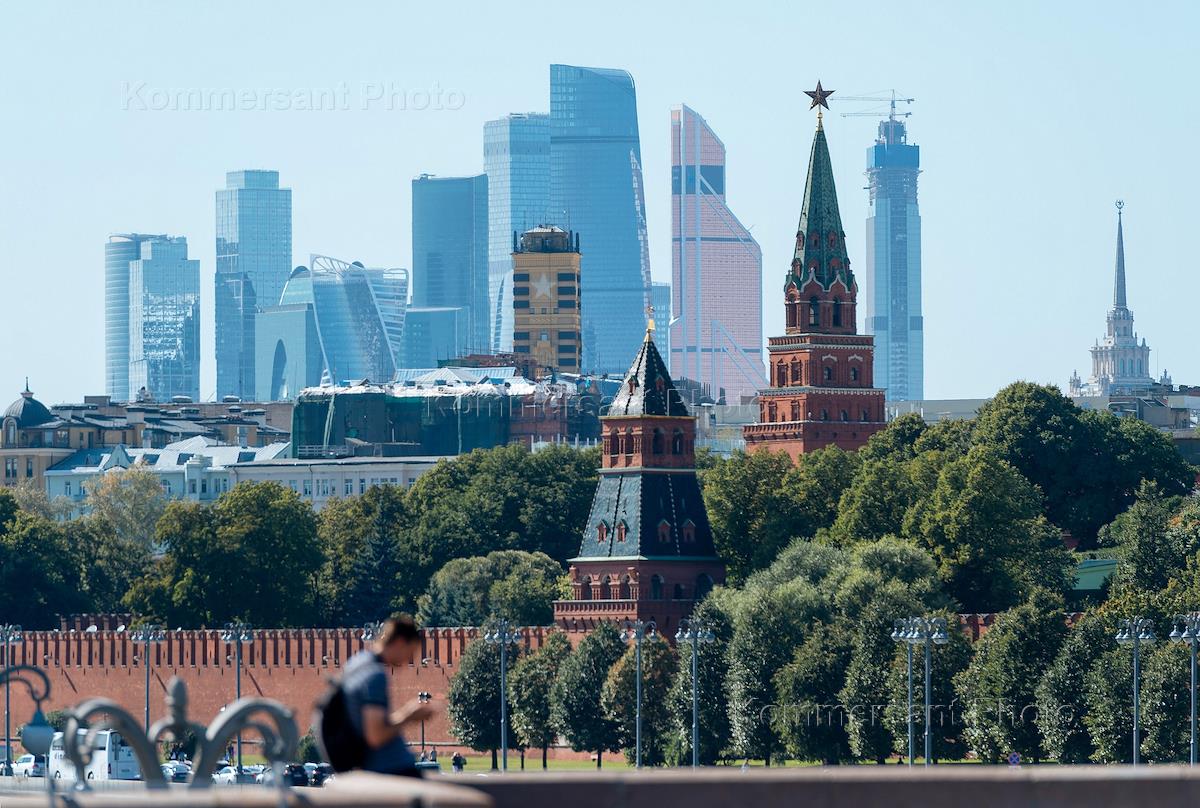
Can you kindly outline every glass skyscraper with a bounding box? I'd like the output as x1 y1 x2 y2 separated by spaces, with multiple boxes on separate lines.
864 117 922 401
106 233 164 400
411 174 489 356
652 281 671 364
550 64 650 375
215 169 292 401
670 105 763 403
126 236 201 402
256 256 408 398
484 113 550 353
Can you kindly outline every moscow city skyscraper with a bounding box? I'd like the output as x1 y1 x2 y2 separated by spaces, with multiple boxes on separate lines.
550 64 650 376
863 113 923 402
105 234 200 403
670 105 764 403
215 169 292 402
411 173 490 356
484 113 550 353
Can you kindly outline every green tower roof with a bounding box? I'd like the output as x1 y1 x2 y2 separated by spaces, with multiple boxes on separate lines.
786 124 854 292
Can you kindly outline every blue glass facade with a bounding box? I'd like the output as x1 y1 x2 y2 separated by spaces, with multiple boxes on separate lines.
484 113 550 353
550 64 650 375
411 174 489 356
652 281 671 363
400 307 467 368
127 237 201 402
864 119 923 401
106 233 163 400
255 257 407 398
215 169 292 400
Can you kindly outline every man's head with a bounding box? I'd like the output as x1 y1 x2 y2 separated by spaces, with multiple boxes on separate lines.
374 614 421 666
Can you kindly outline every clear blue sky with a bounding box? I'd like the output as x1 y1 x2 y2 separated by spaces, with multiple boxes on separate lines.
2 0 1196 405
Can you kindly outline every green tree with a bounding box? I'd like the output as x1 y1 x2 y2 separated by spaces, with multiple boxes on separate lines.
666 599 732 766
1035 613 1112 763
827 457 914 545
0 512 89 628
0 488 18 529
508 632 572 768
1139 641 1190 762
447 630 518 770
317 485 408 622
701 450 798 582
857 412 927 463
1102 482 1189 594
602 635 677 766
550 622 624 767
908 447 1072 611
417 550 564 627
1083 645 1135 763
76 518 154 614
9 480 72 521
127 482 321 627
954 590 1068 763
84 465 167 549
772 621 853 764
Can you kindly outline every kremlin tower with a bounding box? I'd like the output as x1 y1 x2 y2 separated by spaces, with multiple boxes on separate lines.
553 318 725 635
744 83 887 460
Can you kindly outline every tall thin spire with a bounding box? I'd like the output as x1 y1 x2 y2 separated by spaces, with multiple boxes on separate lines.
1114 200 1127 308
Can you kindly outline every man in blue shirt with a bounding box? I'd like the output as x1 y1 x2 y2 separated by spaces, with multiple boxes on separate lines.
343 615 434 776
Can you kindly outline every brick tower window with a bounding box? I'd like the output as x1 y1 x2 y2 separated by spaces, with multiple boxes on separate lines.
652 428 665 454
861 409 870 422
840 410 849 422
809 297 820 327
832 298 842 327
851 367 859 383
608 429 619 463
791 359 802 385
615 521 627 542
597 522 608 542
682 519 696 543
651 575 664 600
658 519 671 543
823 366 833 381
672 428 685 454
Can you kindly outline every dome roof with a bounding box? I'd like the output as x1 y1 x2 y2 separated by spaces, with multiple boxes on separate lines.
4 382 53 428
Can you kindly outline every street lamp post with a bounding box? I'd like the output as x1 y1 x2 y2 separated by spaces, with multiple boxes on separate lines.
1117 617 1155 766
483 620 522 772
620 619 656 769
1171 613 1200 765
417 691 431 753
1 625 22 776
129 625 165 732
891 616 949 767
221 622 254 777
674 619 715 768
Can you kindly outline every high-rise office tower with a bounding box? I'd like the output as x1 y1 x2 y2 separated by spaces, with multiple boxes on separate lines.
215 169 292 401
651 281 671 366
745 95 886 460
106 233 163 400
484 113 550 352
108 234 200 402
127 237 201 402
863 114 922 401
256 256 408 398
1069 202 1157 397
550 64 650 375
512 226 581 374
411 173 489 355
670 105 764 403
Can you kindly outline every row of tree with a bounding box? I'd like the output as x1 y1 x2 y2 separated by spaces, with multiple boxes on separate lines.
0 443 596 629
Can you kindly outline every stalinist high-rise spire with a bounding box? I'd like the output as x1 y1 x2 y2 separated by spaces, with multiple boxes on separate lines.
1069 201 1157 397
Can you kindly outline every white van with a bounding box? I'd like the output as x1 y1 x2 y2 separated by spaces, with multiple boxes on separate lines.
48 730 141 782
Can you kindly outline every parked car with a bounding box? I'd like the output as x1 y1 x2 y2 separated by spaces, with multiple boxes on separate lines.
415 760 442 774
160 761 190 783
283 763 309 787
13 754 46 778
254 768 274 786
211 766 239 785
309 763 334 787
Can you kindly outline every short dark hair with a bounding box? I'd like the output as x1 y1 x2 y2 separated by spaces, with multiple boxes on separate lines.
378 614 420 647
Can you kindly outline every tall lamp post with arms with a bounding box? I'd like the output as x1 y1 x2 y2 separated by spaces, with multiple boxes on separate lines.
1116 617 1155 766
620 619 656 769
674 619 715 768
1170 613 1200 765
129 625 165 731
891 616 949 766
484 620 522 772
221 622 255 777
1 625 21 776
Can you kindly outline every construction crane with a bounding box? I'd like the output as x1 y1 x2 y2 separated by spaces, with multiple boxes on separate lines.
833 90 914 121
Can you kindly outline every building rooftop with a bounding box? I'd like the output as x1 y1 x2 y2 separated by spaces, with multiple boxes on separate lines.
46 437 290 475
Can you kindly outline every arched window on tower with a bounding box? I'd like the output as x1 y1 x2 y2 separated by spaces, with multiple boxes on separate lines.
673 583 686 600
850 367 859 383
840 410 849 422
624 427 633 459
651 575 664 600
580 576 593 600
652 428 665 455
790 359 801 385
599 575 612 599
695 574 714 601
597 521 608 543
681 519 696 543
832 297 842 327
608 429 619 464
809 297 820 327
619 575 632 600
658 519 671 544
775 360 786 386
823 366 833 382
672 428 685 454
615 521 627 543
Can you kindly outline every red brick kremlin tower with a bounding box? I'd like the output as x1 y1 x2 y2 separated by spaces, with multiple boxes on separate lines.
553 318 725 636
744 82 886 460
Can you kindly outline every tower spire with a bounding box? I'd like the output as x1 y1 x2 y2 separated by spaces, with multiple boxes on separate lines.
1114 200 1127 308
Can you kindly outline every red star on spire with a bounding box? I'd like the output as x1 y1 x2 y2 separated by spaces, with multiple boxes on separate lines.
805 81 835 110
